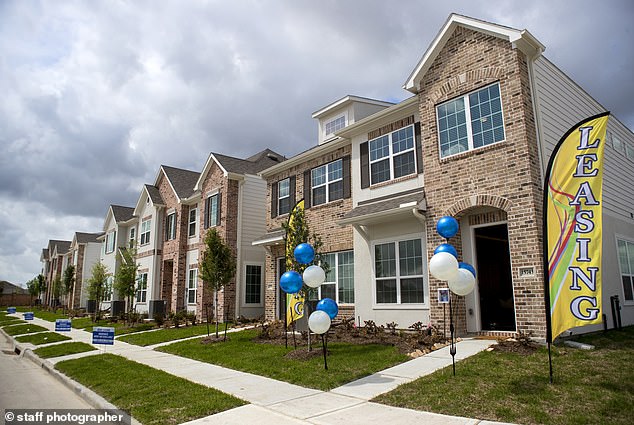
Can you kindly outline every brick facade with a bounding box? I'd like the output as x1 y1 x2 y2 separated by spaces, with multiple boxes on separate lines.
71 244 85 309
264 145 354 321
417 27 546 337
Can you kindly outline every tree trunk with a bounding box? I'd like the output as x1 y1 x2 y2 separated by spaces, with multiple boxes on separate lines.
214 289 219 338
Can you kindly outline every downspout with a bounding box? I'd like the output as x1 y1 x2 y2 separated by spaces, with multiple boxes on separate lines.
235 179 245 321
527 55 546 182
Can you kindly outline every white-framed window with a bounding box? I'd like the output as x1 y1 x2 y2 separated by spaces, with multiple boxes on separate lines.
187 268 197 304
103 276 114 301
205 194 220 228
324 115 346 136
136 273 148 303
617 237 634 302
105 230 116 254
374 237 424 304
140 219 151 246
369 125 417 185
317 251 354 304
311 159 343 206
165 212 176 241
188 207 197 237
278 178 291 215
244 264 263 305
437 82 505 158
129 227 136 247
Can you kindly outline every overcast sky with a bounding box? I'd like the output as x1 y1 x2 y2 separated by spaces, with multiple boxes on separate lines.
1 0 632 286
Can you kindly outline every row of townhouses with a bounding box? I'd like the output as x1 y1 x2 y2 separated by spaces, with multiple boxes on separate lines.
39 15 634 339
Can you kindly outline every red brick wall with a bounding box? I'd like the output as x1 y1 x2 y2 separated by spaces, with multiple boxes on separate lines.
264 145 354 320
417 27 545 337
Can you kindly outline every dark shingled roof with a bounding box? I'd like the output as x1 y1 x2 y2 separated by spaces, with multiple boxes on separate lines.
214 149 286 175
49 240 72 256
145 184 165 205
341 190 426 223
161 165 200 199
111 205 135 222
41 248 49 260
75 232 104 244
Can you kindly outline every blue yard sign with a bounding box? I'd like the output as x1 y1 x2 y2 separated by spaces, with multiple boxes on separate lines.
23 312 34 320
55 319 72 332
7 307 16 314
92 327 115 345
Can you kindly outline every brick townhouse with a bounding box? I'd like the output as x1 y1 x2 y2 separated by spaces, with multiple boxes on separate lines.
68 232 102 310
257 14 634 339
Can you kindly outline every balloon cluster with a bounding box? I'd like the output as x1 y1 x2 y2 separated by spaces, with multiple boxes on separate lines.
279 243 338 334
428 216 476 296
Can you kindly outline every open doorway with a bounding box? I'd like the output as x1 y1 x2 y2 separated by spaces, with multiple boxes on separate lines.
474 223 516 331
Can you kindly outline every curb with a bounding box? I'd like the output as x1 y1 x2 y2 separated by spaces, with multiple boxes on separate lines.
1 327 141 425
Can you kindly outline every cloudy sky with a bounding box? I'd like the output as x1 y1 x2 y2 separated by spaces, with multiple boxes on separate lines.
1 0 632 286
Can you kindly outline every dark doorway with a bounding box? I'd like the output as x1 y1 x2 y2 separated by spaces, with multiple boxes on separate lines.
162 261 174 312
474 224 516 331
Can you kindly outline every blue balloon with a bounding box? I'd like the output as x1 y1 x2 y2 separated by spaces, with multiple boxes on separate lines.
436 216 459 239
434 243 458 258
280 271 303 294
294 243 315 265
316 297 339 320
459 262 476 278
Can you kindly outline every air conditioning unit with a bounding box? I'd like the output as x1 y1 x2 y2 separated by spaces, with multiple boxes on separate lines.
111 300 125 317
148 300 166 319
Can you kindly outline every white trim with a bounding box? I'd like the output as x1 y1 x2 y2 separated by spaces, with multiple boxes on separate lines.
371 233 427 308
311 158 344 206
615 234 634 306
242 262 264 307
369 124 417 185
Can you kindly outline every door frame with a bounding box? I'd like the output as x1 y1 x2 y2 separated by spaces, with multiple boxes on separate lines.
464 220 517 333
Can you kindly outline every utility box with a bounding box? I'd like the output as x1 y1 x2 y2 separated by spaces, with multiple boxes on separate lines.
149 300 166 319
86 300 96 313
111 300 125 317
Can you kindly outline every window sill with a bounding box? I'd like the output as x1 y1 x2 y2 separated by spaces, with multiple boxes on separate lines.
309 198 345 210
372 303 429 310
439 139 506 163
369 173 419 190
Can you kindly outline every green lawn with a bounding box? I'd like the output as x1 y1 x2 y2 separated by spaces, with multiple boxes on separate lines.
71 317 155 335
15 332 72 345
374 327 634 425
3 323 48 335
56 354 246 425
0 317 24 326
158 329 408 390
118 323 229 346
15 307 69 322
34 342 97 358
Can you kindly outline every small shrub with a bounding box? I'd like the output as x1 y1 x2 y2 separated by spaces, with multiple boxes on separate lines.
153 314 165 327
386 322 398 335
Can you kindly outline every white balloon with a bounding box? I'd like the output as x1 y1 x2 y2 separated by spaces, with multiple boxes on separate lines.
429 252 459 281
308 310 331 334
448 268 476 296
303 265 326 288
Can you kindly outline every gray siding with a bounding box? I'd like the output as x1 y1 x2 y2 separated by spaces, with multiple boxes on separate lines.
532 56 634 220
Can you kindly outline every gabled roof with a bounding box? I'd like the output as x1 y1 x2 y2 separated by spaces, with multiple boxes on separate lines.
311 95 394 119
111 205 135 222
194 149 286 190
40 248 49 262
158 165 200 200
48 240 72 257
74 232 104 244
404 13 544 93
145 184 165 205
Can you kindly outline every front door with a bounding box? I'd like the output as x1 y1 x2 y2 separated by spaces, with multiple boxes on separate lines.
277 257 286 320
474 224 516 331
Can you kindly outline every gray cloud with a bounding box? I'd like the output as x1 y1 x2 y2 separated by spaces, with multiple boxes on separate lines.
0 0 632 285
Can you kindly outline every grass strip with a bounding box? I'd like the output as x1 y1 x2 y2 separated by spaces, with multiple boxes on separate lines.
71 317 155 335
374 327 634 425
14 307 69 322
3 323 48 335
158 328 408 390
119 323 229 346
0 317 24 326
56 354 246 425
15 332 71 345
34 341 97 358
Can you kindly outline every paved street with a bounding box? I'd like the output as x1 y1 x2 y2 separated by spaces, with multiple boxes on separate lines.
0 335 92 410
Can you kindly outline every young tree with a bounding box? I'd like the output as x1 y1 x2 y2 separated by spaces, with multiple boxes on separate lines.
87 262 110 321
51 276 63 308
35 274 46 304
62 265 75 309
26 277 38 305
114 244 139 322
199 228 236 338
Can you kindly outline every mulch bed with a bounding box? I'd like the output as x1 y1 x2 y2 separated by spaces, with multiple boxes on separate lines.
492 338 540 355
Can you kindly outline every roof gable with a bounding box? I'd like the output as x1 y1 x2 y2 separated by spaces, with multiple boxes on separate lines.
404 13 544 93
133 185 165 216
156 165 200 200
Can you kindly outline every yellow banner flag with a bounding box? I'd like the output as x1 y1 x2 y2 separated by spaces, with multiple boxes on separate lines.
285 200 305 326
545 112 609 341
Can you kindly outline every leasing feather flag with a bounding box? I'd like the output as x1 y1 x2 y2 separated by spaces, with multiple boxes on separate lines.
285 199 305 326
544 112 609 342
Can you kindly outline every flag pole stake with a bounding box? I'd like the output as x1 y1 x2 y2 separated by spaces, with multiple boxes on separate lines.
547 342 553 384
321 334 328 370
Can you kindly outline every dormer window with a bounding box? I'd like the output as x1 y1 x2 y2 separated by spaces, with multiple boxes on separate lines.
324 115 346 137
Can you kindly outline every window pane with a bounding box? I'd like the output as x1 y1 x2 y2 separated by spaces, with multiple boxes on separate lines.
375 243 396 278
623 276 634 301
399 239 423 276
321 283 336 300
401 278 424 303
370 136 389 161
370 159 390 185
312 165 326 187
245 265 262 304
322 253 336 283
328 181 343 201
312 186 327 206
619 240 629 273
437 97 467 158
392 126 414 154
338 251 354 304
279 179 289 198
393 151 415 178
470 84 504 147
328 160 342 181
376 279 397 303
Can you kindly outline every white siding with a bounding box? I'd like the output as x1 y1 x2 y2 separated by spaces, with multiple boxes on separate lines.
532 56 634 220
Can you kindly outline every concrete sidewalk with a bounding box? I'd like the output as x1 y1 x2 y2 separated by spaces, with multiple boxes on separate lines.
4 314 507 424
